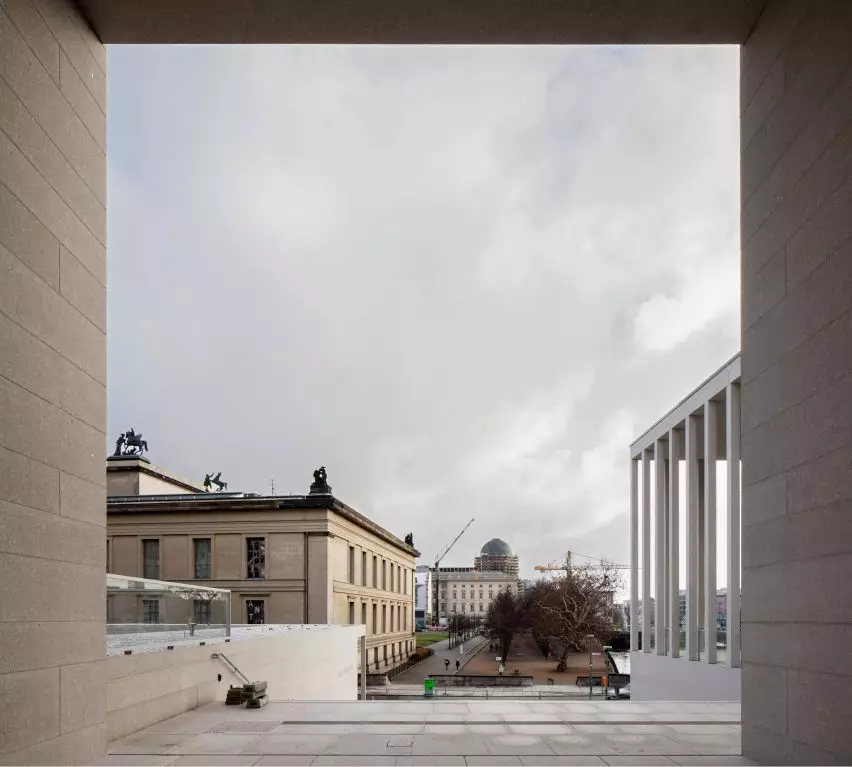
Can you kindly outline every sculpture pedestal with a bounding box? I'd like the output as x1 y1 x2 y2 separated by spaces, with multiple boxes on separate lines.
309 481 332 495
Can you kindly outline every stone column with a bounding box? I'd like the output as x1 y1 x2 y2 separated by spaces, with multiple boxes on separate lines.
726 382 741 668
654 439 666 655
685 414 699 661
641 449 651 652
704 400 718 664
0 1 106 763
629 457 639 651
669 427 681 658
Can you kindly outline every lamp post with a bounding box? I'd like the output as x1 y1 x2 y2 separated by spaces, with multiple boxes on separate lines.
587 634 595 700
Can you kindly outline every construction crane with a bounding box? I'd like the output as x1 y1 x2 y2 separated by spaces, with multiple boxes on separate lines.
534 550 630 573
431 517 474 625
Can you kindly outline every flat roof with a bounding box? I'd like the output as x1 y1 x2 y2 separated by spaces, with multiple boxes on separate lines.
107 491 420 557
76 0 766 44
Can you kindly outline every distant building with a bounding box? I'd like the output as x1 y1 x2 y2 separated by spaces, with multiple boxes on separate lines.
475 538 520 579
106 456 418 673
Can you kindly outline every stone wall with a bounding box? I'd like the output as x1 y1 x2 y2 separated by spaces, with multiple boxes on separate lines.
740 2 852 763
0 0 106 762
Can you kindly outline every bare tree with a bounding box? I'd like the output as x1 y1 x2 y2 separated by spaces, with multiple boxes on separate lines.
530 562 622 672
485 590 525 663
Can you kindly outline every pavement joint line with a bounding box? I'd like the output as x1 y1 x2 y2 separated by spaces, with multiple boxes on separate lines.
271 720 741 725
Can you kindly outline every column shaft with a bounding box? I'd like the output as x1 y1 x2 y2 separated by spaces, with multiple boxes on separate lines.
704 400 718 664
727 383 742 668
630 457 639 652
642 450 652 652
685 414 699 661
669 427 681 658
655 439 666 655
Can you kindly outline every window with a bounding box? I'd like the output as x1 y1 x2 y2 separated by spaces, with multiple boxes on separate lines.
106 539 110 570
362 552 367 586
246 599 265 624
382 561 387 590
373 647 378 666
383 645 387 662
193 538 211 579
348 546 355 584
382 605 387 633
246 537 265 579
390 564 394 592
141 599 160 623
349 602 355 624
193 599 210 625
479 603 484 613
362 603 367 627
404 606 408 629
142 539 160 579
373 556 378 587
453 603 457 612
372 604 377 634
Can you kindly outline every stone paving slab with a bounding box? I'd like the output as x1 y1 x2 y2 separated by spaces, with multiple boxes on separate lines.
102 700 752 766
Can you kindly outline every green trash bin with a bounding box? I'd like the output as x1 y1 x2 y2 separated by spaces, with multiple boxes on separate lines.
424 678 435 698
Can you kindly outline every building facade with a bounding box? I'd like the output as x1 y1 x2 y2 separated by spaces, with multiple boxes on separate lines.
106 458 418 673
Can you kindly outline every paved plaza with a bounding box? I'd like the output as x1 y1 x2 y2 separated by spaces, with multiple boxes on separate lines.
101 699 754 766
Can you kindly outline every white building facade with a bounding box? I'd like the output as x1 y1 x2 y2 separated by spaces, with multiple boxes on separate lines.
629 354 742 701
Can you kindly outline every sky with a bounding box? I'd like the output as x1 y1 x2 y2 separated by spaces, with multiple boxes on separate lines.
107 44 740 583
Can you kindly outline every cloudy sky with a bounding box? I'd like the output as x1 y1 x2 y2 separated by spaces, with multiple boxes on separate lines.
107 44 740 581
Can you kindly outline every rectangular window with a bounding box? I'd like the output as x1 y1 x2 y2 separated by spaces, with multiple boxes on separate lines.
361 603 367 627
404 606 408 629
372 604 377 635
382 605 387 633
362 552 367 586
246 537 265 579
348 546 355 584
142 539 160 579
373 556 378 587
106 539 110 570
349 602 355 625
193 599 210 625
382 561 387 590
193 538 211 579
141 599 160 623
246 599 265 624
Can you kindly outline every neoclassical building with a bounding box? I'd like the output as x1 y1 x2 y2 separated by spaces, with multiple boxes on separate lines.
106 457 418 672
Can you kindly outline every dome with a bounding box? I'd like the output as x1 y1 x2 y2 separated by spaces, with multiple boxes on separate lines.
480 538 513 556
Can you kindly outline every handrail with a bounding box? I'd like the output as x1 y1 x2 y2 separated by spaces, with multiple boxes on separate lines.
211 652 249 685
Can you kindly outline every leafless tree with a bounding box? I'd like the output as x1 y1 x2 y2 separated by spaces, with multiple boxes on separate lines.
485 590 525 663
530 561 622 672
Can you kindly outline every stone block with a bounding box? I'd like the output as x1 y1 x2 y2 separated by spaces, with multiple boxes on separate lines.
0 178 59 288
741 54 786 148
742 723 846 766
60 245 105 330
787 443 852 515
0 130 105 281
0 552 104 622
0 311 105 431
0 667 60 755
740 0 801 107
0 10 104 201
0 375 103 484
741 246 784 331
742 310 852 433
742 622 852 678
0 619 104 674
0 499 104 567
0 722 105 766
59 48 105 150
0 444 59 513
61 659 107 734
32 0 105 110
741 516 787 568
2 0 60 83
786 501 852 561
742 236 852 384
0 77 105 247
60 469 105 526
740 663 786 737
0 243 104 383
788 669 852 757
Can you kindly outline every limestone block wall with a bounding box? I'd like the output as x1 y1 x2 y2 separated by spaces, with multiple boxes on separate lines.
0 0 107 763
740 2 852 764
107 626 364 742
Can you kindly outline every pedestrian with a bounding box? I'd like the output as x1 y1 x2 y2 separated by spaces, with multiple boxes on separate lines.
498 662 505 676
455 659 460 672
444 658 450 672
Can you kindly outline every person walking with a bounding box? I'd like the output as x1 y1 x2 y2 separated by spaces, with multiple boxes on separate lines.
444 658 450 672
455 659 460 672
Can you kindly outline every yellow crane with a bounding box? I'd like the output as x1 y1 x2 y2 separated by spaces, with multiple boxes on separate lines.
533 551 630 572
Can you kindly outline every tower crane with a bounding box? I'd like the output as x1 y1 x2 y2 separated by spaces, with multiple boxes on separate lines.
431 517 474 625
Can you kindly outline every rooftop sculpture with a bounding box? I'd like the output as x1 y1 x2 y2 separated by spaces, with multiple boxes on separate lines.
112 428 148 457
